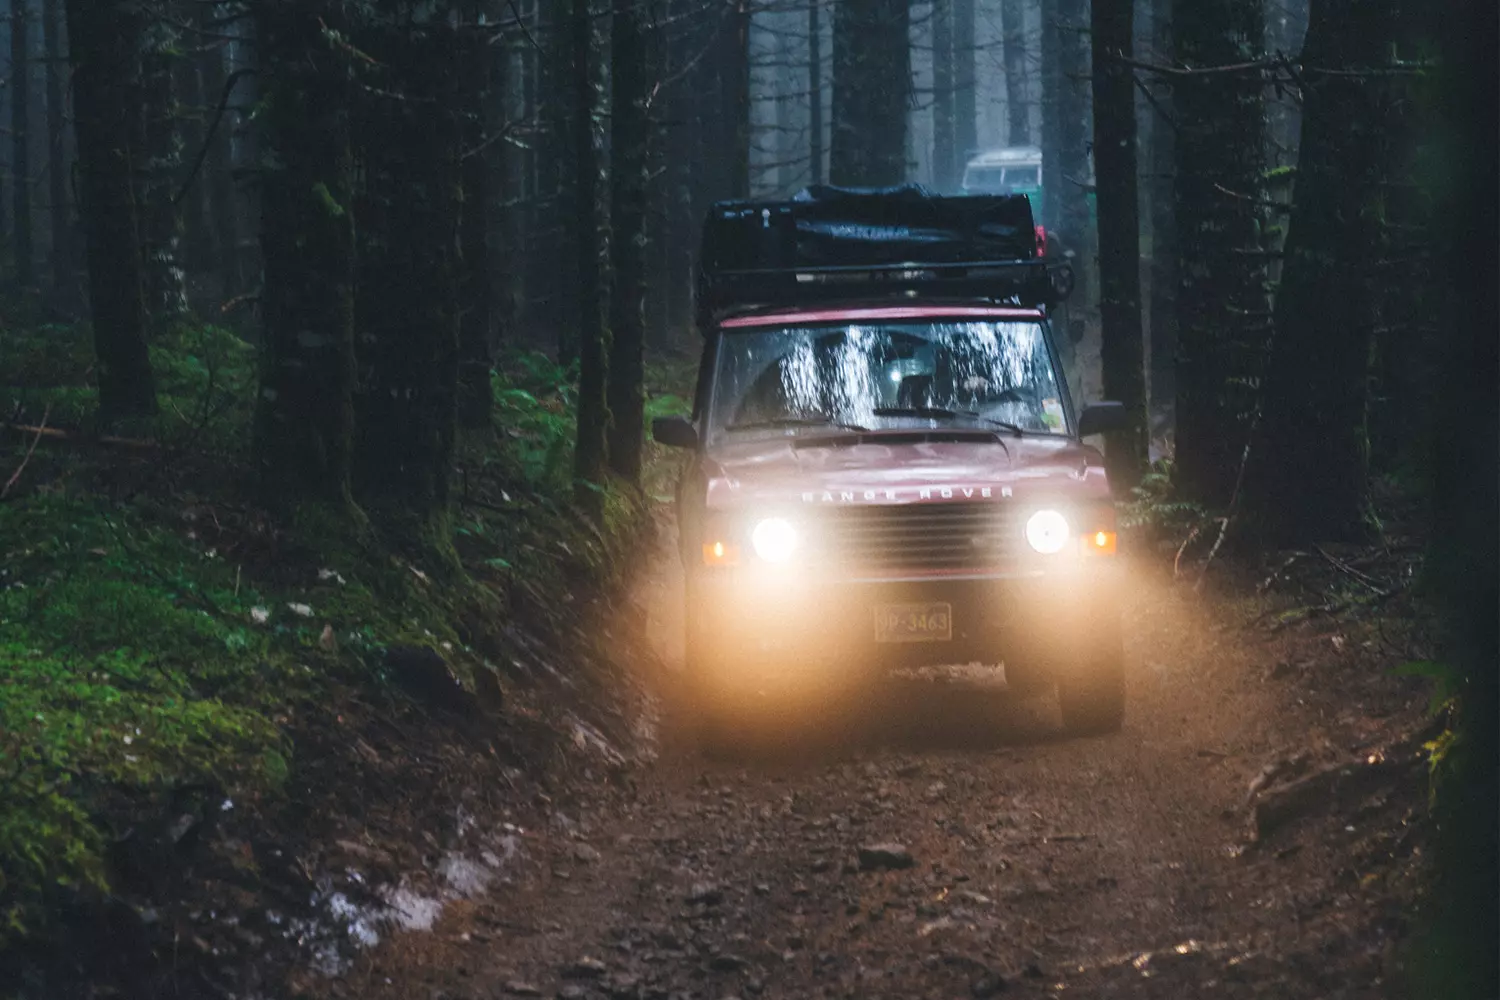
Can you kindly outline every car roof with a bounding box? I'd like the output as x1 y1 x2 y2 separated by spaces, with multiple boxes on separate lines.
719 305 1046 329
965 146 1043 167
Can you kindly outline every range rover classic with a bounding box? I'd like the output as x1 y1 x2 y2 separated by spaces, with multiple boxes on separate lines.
653 186 1130 743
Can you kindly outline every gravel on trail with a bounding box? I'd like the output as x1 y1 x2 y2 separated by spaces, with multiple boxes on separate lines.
315 515 1429 1000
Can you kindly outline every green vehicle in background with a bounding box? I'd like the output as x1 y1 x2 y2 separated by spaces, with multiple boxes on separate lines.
961 145 1096 396
960 145 1098 235
961 145 1046 222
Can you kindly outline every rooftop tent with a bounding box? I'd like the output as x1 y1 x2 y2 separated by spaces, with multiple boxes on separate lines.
696 184 1069 326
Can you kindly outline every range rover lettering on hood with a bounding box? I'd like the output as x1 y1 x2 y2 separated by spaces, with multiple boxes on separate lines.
802 485 1014 504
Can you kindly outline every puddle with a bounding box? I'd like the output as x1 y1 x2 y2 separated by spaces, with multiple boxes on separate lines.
438 854 495 897
291 840 524 976
383 887 444 932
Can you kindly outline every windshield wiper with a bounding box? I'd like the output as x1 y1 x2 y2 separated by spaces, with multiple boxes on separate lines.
727 415 869 433
871 406 1025 437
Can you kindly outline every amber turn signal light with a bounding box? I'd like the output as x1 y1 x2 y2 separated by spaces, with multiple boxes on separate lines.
702 541 740 567
1084 530 1117 556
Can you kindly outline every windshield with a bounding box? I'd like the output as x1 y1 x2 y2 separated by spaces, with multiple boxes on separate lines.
708 320 1067 443
963 164 1041 192
963 166 1006 191
1004 165 1040 187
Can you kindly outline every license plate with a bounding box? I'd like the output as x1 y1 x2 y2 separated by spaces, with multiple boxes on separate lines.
875 603 953 643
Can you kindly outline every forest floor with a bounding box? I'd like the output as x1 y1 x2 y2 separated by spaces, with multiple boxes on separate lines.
301 502 1438 1000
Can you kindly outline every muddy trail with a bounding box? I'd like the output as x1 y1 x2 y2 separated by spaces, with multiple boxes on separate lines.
315 510 1429 1000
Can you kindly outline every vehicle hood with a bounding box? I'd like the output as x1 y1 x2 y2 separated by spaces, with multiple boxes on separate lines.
702 432 1110 509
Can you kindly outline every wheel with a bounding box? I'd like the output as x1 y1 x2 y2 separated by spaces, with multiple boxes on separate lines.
1057 615 1125 736
1001 657 1052 696
684 618 753 757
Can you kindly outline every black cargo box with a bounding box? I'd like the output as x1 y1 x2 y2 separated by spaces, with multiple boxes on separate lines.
696 185 1066 324
700 184 1037 274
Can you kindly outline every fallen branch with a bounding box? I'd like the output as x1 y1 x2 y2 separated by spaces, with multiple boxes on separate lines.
1 404 51 499
1263 586 1407 632
1 422 159 451
1213 182 1294 210
1173 523 1203 580
1113 52 1279 79
1256 551 1308 593
1196 414 1260 592
1195 516 1233 592
1314 544 1390 596
1251 755 1421 840
217 291 261 315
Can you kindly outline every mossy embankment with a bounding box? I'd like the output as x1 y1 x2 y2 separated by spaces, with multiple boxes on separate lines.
0 313 694 996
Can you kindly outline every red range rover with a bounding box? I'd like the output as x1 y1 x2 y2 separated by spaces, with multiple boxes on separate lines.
653 186 1130 741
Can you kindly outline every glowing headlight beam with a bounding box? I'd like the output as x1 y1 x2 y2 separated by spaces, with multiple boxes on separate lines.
1025 509 1071 554
751 518 799 563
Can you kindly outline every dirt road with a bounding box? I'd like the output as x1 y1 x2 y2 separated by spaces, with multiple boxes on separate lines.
331 513 1426 1000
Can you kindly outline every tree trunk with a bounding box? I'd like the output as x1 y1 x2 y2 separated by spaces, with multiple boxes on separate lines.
457 10 494 431
43 0 70 301
1054 0 1092 294
830 0 909 187
544 0 579 361
1265 0 1308 167
719 1 751 199
252 0 357 505
656 0 692 335
199 27 241 301
571 0 608 496
64 0 155 420
12 0 33 289
1170 0 1269 507
808 0 823 186
139 18 187 325
1240 0 1396 542
930 0 955 190
1146 0 1176 430
1001 0 1030 146
174 35 211 281
227 16 259 298
1091 0 1148 490
952 0 976 167
1421 5 1499 993
1040 0 1061 230
351 12 464 541
607 0 649 484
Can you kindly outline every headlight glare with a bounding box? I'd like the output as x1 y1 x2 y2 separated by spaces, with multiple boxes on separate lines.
751 518 799 563
1025 509 1071 554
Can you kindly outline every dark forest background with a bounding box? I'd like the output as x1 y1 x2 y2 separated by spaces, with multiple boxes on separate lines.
0 0 1493 996
0 0 1477 529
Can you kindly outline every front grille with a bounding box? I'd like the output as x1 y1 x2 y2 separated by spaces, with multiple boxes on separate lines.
819 502 1019 574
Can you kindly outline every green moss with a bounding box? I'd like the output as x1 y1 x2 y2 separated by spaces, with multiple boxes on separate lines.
0 499 293 935
1 317 257 451
0 323 666 946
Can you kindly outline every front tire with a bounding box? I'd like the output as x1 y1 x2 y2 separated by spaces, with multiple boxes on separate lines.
684 615 750 756
1057 615 1125 736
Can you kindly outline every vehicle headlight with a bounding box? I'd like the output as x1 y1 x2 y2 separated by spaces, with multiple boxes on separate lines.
751 518 799 563
1025 509 1071 554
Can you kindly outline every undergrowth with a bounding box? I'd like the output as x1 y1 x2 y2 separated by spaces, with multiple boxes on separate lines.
0 319 686 945
1118 459 1207 542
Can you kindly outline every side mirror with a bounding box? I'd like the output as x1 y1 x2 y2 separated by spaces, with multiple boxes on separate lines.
651 415 699 450
1077 402 1128 438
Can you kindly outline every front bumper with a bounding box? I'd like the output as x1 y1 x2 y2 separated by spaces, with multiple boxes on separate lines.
685 564 1121 687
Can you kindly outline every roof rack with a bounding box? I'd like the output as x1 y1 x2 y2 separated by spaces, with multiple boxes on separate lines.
696 184 1073 328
